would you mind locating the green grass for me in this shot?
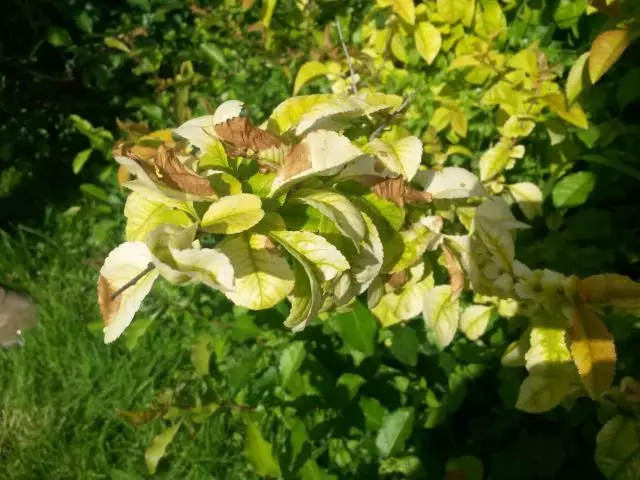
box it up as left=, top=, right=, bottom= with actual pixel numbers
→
left=0, top=215, right=249, bottom=479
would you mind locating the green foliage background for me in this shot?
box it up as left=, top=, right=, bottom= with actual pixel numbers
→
left=1, top=0, right=640, bottom=479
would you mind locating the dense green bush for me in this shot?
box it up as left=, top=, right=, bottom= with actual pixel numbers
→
left=3, top=0, right=640, bottom=479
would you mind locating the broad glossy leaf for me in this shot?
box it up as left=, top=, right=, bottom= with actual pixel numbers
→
left=474, top=216, right=514, bottom=271
left=271, top=130, right=363, bottom=196
left=293, top=189, right=366, bottom=245
left=566, top=52, right=590, bottom=104
left=294, top=61, right=330, bottom=95
left=552, top=171, right=596, bottom=208
left=201, top=194, right=264, bottom=234
left=145, top=423, right=181, bottom=475
left=479, top=142, right=511, bottom=181
left=589, top=29, right=631, bottom=84
left=515, top=374, right=574, bottom=413
left=414, top=167, right=486, bottom=199
left=474, top=0, right=507, bottom=41
left=415, top=22, right=442, bottom=65
left=366, top=136, right=422, bottom=181
left=525, top=326, right=573, bottom=377
left=376, top=407, right=415, bottom=457
left=124, top=192, right=193, bottom=242
left=279, top=341, right=306, bottom=388
left=271, top=230, right=349, bottom=282
left=373, top=276, right=434, bottom=327
left=245, top=421, right=281, bottom=478
left=460, top=305, right=493, bottom=341
left=266, top=94, right=334, bottom=135
left=170, top=246, right=235, bottom=292
left=437, top=0, right=467, bottom=23
left=333, top=301, right=378, bottom=355
left=390, top=222, right=436, bottom=273
left=570, top=304, right=616, bottom=398
left=98, top=242, right=158, bottom=344
left=595, top=415, right=640, bottom=479
left=282, top=259, right=323, bottom=332
left=423, top=285, right=459, bottom=348
left=390, top=326, right=419, bottom=366
left=508, top=182, right=543, bottom=220
left=544, top=94, right=589, bottom=129
left=391, top=32, right=409, bottom=63
left=218, top=233, right=295, bottom=310
left=72, top=148, right=93, bottom=174
left=391, top=0, right=416, bottom=25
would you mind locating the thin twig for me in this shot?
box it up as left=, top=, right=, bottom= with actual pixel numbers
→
left=336, top=21, right=357, bottom=94
left=110, top=263, right=155, bottom=301
left=369, top=89, right=420, bottom=141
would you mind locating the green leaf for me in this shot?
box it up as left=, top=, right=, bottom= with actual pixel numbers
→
left=359, top=193, right=405, bottom=231
left=218, top=233, right=295, bottom=310
left=423, top=285, right=459, bottom=349
left=459, top=305, right=493, bottom=341
left=72, top=148, right=93, bottom=174
left=81, top=183, right=110, bottom=203
left=122, top=317, right=154, bottom=351
left=360, top=396, right=388, bottom=430
left=566, top=52, right=590, bottom=105
left=390, top=326, right=419, bottom=366
left=279, top=341, right=306, bottom=388
left=292, top=189, right=367, bottom=245
left=552, top=171, right=596, bottom=209
left=75, top=11, right=94, bottom=34
left=553, top=0, right=587, bottom=29
left=595, top=415, right=640, bottom=479
left=366, top=136, right=422, bottom=181
left=589, top=29, right=631, bottom=84
left=47, top=27, right=73, bottom=47
left=245, top=421, right=281, bottom=478
left=582, top=154, right=640, bottom=183
left=124, top=192, right=193, bottom=242
left=191, top=335, right=212, bottom=376
left=294, top=61, right=330, bottom=94
left=337, top=373, right=366, bottom=400
left=145, top=423, right=181, bottom=475
left=201, top=194, right=265, bottom=234
left=200, top=43, right=228, bottom=68
left=414, top=22, right=442, bottom=65
left=515, top=374, right=574, bottom=413
left=104, top=36, right=131, bottom=53
left=617, top=68, right=640, bottom=111
left=333, top=301, right=378, bottom=355
left=375, top=407, right=415, bottom=457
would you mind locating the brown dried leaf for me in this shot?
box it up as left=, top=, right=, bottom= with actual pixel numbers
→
left=405, top=187, right=432, bottom=204
left=370, top=176, right=406, bottom=207
left=155, top=146, right=215, bottom=197
left=242, top=0, right=256, bottom=9
left=388, top=270, right=409, bottom=289
left=570, top=304, right=616, bottom=398
left=277, top=143, right=311, bottom=181
left=97, top=275, right=120, bottom=326
left=442, top=245, right=464, bottom=299
left=117, top=165, right=130, bottom=188
left=214, top=117, right=285, bottom=158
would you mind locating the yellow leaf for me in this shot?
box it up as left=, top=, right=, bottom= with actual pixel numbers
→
left=570, top=304, right=616, bottom=398
left=294, top=61, right=329, bottom=95
left=415, top=21, right=442, bottom=65
left=429, top=107, right=452, bottom=132
left=391, top=0, right=416, bottom=25
left=448, top=55, right=480, bottom=70
left=450, top=110, right=468, bottom=137
left=589, top=29, right=632, bottom=84
left=566, top=52, right=590, bottom=105
left=544, top=94, right=589, bottom=129
left=474, top=0, right=507, bottom=42
left=391, top=32, right=409, bottom=63
left=578, top=274, right=640, bottom=315
left=437, top=0, right=467, bottom=24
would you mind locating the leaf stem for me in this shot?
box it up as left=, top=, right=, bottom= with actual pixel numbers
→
left=336, top=21, right=358, bottom=95
left=110, top=263, right=155, bottom=301
left=369, top=89, right=420, bottom=141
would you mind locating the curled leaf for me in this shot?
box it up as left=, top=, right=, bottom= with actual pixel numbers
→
left=201, top=194, right=265, bottom=234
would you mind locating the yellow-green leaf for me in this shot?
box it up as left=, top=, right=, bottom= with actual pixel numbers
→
left=294, top=61, right=330, bottom=95
left=501, top=327, right=531, bottom=367
left=373, top=275, right=434, bottom=327
left=266, top=94, right=334, bottom=135
left=423, top=284, right=459, bottom=348
left=391, top=32, right=409, bottom=63
left=460, top=304, right=493, bottom=341
left=366, top=135, right=423, bottom=181
left=507, top=182, right=543, bottom=221
left=145, top=423, right=181, bottom=475
left=525, top=326, right=574, bottom=378
left=437, top=0, right=467, bottom=23
left=479, top=142, right=511, bottom=181
left=566, top=52, right=590, bottom=104
left=570, top=304, right=616, bottom=398
left=392, top=0, right=416, bottom=25
left=474, top=0, right=507, bottom=41
left=415, top=21, right=442, bottom=65
left=124, top=192, right=193, bottom=242
left=218, top=233, right=295, bottom=310
left=589, top=29, right=632, bottom=84
left=515, top=374, right=574, bottom=413
left=293, top=189, right=367, bottom=245
left=595, top=415, right=640, bottom=479
left=245, top=421, right=281, bottom=477
left=201, top=194, right=265, bottom=234
left=545, top=94, right=589, bottom=129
